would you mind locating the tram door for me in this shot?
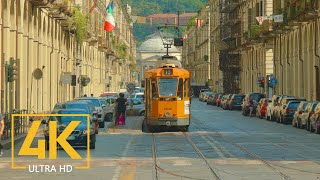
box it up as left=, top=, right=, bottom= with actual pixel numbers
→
left=145, top=78, right=153, bottom=121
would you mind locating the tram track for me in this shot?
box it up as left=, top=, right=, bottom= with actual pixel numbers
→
left=191, top=111, right=292, bottom=180
left=151, top=132, right=221, bottom=180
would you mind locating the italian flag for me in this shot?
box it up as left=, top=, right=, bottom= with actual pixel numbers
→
left=104, top=1, right=115, bottom=32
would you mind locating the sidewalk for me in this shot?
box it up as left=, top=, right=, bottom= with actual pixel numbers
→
left=1, top=126, right=44, bottom=150
left=106, top=116, right=144, bottom=134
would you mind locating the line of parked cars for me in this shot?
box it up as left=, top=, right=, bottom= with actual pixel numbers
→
left=199, top=89, right=320, bottom=134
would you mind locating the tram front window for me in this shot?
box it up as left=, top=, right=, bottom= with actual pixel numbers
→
left=158, top=78, right=178, bottom=97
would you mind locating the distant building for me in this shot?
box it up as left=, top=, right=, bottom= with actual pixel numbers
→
left=148, top=13, right=197, bottom=26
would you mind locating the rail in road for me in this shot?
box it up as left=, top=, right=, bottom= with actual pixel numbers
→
left=151, top=132, right=221, bottom=180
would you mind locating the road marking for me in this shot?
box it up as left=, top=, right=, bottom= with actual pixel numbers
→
left=112, top=136, right=136, bottom=180
left=119, top=160, right=137, bottom=180
left=200, top=135, right=226, bottom=158
left=173, top=159, right=192, bottom=166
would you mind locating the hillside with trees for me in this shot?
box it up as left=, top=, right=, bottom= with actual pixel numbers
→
left=121, top=0, right=208, bottom=45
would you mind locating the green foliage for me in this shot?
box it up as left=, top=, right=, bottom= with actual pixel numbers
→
left=248, top=25, right=261, bottom=39
left=187, top=16, right=196, bottom=30
left=116, top=43, right=127, bottom=59
left=72, top=7, right=88, bottom=43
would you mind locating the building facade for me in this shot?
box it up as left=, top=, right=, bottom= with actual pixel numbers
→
left=0, top=0, right=136, bottom=113
left=183, top=6, right=211, bottom=87
left=182, top=0, right=320, bottom=100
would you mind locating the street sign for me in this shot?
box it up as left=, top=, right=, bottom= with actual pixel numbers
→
left=273, top=15, right=283, bottom=23
left=255, top=15, right=283, bottom=25
left=269, top=78, right=278, bottom=87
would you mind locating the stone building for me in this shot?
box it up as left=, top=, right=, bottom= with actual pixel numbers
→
left=0, top=0, right=136, bottom=113
left=182, top=6, right=211, bottom=87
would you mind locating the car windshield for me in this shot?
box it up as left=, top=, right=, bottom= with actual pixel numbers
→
left=59, top=116, right=88, bottom=124
left=251, top=94, right=264, bottom=101
left=88, top=99, right=100, bottom=107
left=64, top=104, right=90, bottom=113
left=99, top=100, right=106, bottom=105
left=235, top=96, right=244, bottom=101
left=288, top=103, right=299, bottom=109
left=158, top=78, right=178, bottom=96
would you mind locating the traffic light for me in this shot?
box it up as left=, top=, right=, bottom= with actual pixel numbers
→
left=174, top=38, right=184, bottom=46
left=259, top=78, right=265, bottom=88
left=6, top=63, right=18, bottom=82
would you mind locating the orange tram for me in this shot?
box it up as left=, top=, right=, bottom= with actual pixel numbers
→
left=144, top=59, right=191, bottom=132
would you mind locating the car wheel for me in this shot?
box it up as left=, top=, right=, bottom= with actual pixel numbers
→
left=315, top=122, right=320, bottom=134
left=292, top=119, right=297, bottom=127
left=99, top=121, right=105, bottom=128
left=140, top=111, right=145, bottom=116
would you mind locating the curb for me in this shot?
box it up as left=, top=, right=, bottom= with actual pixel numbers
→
left=2, top=133, right=27, bottom=150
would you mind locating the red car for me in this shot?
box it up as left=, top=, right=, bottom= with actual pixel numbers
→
left=256, top=98, right=270, bottom=119
left=216, top=94, right=224, bottom=107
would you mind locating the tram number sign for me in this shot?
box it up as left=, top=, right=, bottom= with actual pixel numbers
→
left=163, top=69, right=173, bottom=76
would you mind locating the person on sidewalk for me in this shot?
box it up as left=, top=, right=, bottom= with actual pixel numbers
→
left=0, top=113, right=4, bottom=156
left=115, top=93, right=128, bottom=125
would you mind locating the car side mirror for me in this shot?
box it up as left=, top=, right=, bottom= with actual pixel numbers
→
left=102, top=104, right=106, bottom=108
left=41, top=119, right=47, bottom=124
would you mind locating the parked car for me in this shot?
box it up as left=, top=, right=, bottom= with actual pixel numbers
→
left=199, top=89, right=209, bottom=101
left=42, top=109, right=97, bottom=149
left=203, top=92, right=213, bottom=102
left=127, top=98, right=145, bottom=116
left=222, top=94, right=233, bottom=110
left=256, top=98, right=271, bottom=119
left=216, top=94, right=224, bottom=107
left=98, top=97, right=115, bottom=122
left=266, top=95, right=280, bottom=121
left=76, top=97, right=106, bottom=128
left=211, top=93, right=222, bottom=106
left=298, top=102, right=318, bottom=129
left=279, top=101, right=301, bottom=124
left=241, top=93, right=266, bottom=116
left=206, top=94, right=214, bottom=105
left=63, top=101, right=99, bottom=130
left=131, top=92, right=144, bottom=99
left=228, top=94, right=245, bottom=110
left=309, top=102, right=320, bottom=133
left=292, top=101, right=309, bottom=128
left=274, top=96, right=306, bottom=123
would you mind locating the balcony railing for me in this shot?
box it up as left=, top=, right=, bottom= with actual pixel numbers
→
left=286, top=0, right=319, bottom=21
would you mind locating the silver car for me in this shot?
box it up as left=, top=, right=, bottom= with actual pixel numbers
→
left=76, top=97, right=106, bottom=128
left=127, top=98, right=145, bottom=116
left=99, top=97, right=116, bottom=121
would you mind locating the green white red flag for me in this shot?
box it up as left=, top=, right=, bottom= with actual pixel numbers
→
left=104, top=1, right=115, bottom=32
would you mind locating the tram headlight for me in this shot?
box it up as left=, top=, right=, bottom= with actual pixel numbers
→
left=165, top=112, right=171, bottom=117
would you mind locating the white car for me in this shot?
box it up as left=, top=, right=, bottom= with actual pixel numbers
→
left=266, top=95, right=280, bottom=120
left=131, top=92, right=144, bottom=99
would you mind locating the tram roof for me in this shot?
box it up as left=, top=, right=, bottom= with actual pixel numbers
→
left=145, top=66, right=190, bottom=78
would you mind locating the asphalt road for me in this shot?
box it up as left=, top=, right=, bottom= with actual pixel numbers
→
left=1, top=99, right=320, bottom=180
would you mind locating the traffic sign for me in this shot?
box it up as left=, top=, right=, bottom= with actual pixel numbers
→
left=256, top=16, right=275, bottom=25
left=269, top=78, right=278, bottom=87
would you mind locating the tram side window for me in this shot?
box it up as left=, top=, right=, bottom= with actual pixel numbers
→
left=152, top=81, right=158, bottom=100
left=184, top=78, right=190, bottom=98
left=177, top=78, right=183, bottom=100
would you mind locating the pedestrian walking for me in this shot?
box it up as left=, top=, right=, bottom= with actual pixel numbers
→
left=0, top=113, right=4, bottom=156
left=115, top=93, right=128, bottom=125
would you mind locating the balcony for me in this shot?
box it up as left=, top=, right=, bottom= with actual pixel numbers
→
left=220, top=0, right=241, bottom=13
left=28, top=0, right=51, bottom=7
left=286, top=0, right=319, bottom=22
